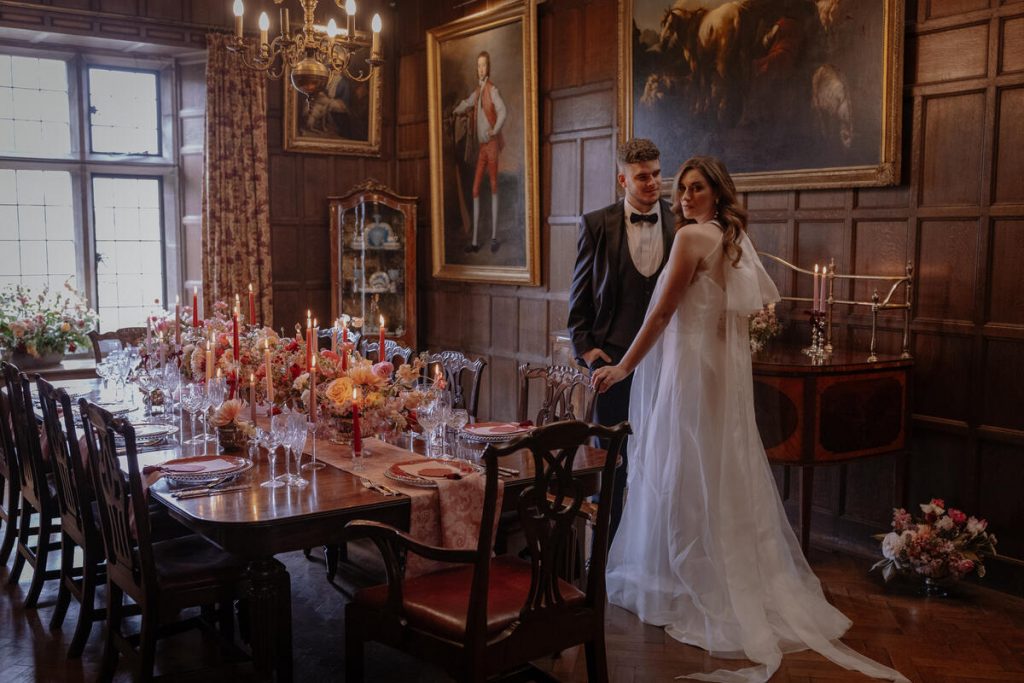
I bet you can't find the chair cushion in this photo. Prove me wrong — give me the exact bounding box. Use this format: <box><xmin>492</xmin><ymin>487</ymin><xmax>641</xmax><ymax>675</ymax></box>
<box><xmin>353</xmin><ymin>555</ymin><xmax>585</xmax><ymax>640</ymax></box>
<box><xmin>152</xmin><ymin>534</ymin><xmax>247</xmax><ymax>591</ymax></box>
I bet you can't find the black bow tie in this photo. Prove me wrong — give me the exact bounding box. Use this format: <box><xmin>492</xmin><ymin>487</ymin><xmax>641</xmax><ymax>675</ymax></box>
<box><xmin>630</xmin><ymin>212</ymin><xmax>658</xmax><ymax>224</ymax></box>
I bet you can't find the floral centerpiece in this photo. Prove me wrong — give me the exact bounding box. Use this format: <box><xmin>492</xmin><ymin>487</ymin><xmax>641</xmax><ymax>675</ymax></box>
<box><xmin>749</xmin><ymin>303</ymin><xmax>782</xmax><ymax>353</ymax></box>
<box><xmin>0</xmin><ymin>281</ymin><xmax>98</xmax><ymax>366</ymax></box>
<box><xmin>872</xmin><ymin>498</ymin><xmax>998</xmax><ymax>589</ymax></box>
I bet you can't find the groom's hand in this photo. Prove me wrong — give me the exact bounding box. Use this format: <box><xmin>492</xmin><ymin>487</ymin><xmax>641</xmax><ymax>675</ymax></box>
<box><xmin>581</xmin><ymin>348</ymin><xmax>612</xmax><ymax>368</ymax></box>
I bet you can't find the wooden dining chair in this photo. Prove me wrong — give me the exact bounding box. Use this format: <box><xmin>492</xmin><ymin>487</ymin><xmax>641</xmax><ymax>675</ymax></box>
<box><xmin>0</xmin><ymin>365</ymin><xmax>23</xmax><ymax>567</ymax></box>
<box><xmin>361</xmin><ymin>339</ymin><xmax>414</xmax><ymax>366</ymax></box>
<box><xmin>344</xmin><ymin>420</ymin><xmax>631</xmax><ymax>683</ymax></box>
<box><xmin>517</xmin><ymin>362</ymin><xmax>597</xmax><ymax>427</ymax></box>
<box><xmin>79</xmin><ymin>400</ymin><xmax>249</xmax><ymax>682</ymax></box>
<box><xmin>88</xmin><ymin>326</ymin><xmax>146</xmax><ymax>362</ymax></box>
<box><xmin>1</xmin><ymin>362</ymin><xmax>63</xmax><ymax>607</ymax></box>
<box><xmin>425</xmin><ymin>350</ymin><xmax>487</xmax><ymax>419</ymax></box>
<box><xmin>36</xmin><ymin>376</ymin><xmax>106</xmax><ymax>657</ymax></box>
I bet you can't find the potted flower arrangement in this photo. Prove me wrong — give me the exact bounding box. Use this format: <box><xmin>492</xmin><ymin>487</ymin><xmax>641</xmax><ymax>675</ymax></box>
<box><xmin>749</xmin><ymin>303</ymin><xmax>782</xmax><ymax>354</ymax></box>
<box><xmin>0</xmin><ymin>281</ymin><xmax>99</xmax><ymax>369</ymax></box>
<box><xmin>872</xmin><ymin>498</ymin><xmax>998</xmax><ymax>594</ymax></box>
<box><xmin>209</xmin><ymin>398</ymin><xmax>250</xmax><ymax>451</ymax></box>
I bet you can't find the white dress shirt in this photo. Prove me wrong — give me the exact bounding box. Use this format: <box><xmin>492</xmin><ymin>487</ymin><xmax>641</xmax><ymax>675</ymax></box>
<box><xmin>623</xmin><ymin>198</ymin><xmax>663</xmax><ymax>277</ymax></box>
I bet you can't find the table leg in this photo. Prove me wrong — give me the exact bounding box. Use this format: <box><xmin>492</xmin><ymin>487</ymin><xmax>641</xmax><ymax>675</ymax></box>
<box><xmin>799</xmin><ymin>466</ymin><xmax>814</xmax><ymax>556</ymax></box>
<box><xmin>246</xmin><ymin>557</ymin><xmax>292</xmax><ymax>682</ymax></box>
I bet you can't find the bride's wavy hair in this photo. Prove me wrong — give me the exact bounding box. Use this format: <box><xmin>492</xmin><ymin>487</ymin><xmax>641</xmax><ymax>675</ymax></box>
<box><xmin>671</xmin><ymin>156</ymin><xmax>747</xmax><ymax>267</ymax></box>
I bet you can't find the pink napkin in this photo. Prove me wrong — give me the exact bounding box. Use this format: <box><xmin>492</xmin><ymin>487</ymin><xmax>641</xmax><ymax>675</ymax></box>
<box><xmin>435</xmin><ymin>472</ymin><xmax>504</xmax><ymax>553</ymax></box>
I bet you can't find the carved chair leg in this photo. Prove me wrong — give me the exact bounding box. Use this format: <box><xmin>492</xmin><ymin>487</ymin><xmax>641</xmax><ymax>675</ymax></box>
<box><xmin>67</xmin><ymin>546</ymin><xmax>100</xmax><ymax>658</ymax></box>
<box><xmin>99</xmin><ymin>581</ymin><xmax>123</xmax><ymax>683</ymax></box>
<box><xmin>50</xmin><ymin>532</ymin><xmax>75</xmax><ymax>629</ymax></box>
<box><xmin>0</xmin><ymin>481</ymin><xmax>17</xmax><ymax>565</ymax></box>
<box><xmin>345</xmin><ymin>619</ymin><xmax>364</xmax><ymax>683</ymax></box>
<box><xmin>7</xmin><ymin>504</ymin><xmax>31</xmax><ymax>585</ymax></box>
<box><xmin>584</xmin><ymin>632</ymin><xmax>609</xmax><ymax>683</ymax></box>
<box><xmin>24</xmin><ymin>508</ymin><xmax>56</xmax><ymax>608</ymax></box>
<box><xmin>136</xmin><ymin>605</ymin><xmax>159</xmax><ymax>683</ymax></box>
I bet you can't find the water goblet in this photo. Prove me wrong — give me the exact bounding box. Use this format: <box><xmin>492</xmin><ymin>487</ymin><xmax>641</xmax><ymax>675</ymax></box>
<box><xmin>181</xmin><ymin>383</ymin><xmax>207</xmax><ymax>446</ymax></box>
<box><xmin>416</xmin><ymin>401</ymin><xmax>442</xmax><ymax>458</ymax></box>
<box><xmin>447</xmin><ymin>408</ymin><xmax>469</xmax><ymax>459</ymax></box>
<box><xmin>261</xmin><ymin>416</ymin><xmax>286</xmax><ymax>489</ymax></box>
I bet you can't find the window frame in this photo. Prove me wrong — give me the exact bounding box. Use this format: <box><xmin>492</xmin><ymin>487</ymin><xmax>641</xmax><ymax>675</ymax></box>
<box><xmin>0</xmin><ymin>43</ymin><xmax>181</xmax><ymax>335</ymax></box>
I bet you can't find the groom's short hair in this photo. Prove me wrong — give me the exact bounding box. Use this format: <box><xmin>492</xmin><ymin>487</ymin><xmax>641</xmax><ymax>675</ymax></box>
<box><xmin>617</xmin><ymin>138</ymin><xmax>660</xmax><ymax>167</ymax></box>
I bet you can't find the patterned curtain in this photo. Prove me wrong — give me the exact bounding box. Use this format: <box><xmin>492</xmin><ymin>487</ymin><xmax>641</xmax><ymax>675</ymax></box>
<box><xmin>202</xmin><ymin>33</ymin><xmax>273</xmax><ymax>326</ymax></box>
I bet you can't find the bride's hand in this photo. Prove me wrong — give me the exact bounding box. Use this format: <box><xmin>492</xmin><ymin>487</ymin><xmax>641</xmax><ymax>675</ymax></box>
<box><xmin>591</xmin><ymin>364</ymin><xmax>627</xmax><ymax>393</ymax></box>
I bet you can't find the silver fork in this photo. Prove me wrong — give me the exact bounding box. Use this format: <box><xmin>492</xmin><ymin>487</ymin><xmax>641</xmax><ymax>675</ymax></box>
<box><xmin>172</xmin><ymin>475</ymin><xmax>233</xmax><ymax>497</ymax></box>
<box><xmin>359</xmin><ymin>477</ymin><xmax>398</xmax><ymax>496</ymax></box>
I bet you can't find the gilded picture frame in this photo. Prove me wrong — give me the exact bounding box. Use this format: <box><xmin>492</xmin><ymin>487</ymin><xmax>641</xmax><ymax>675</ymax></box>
<box><xmin>618</xmin><ymin>0</ymin><xmax>904</xmax><ymax>191</ymax></box>
<box><xmin>427</xmin><ymin>0</ymin><xmax>541</xmax><ymax>285</ymax></box>
<box><xmin>283</xmin><ymin>42</ymin><xmax>382</xmax><ymax>156</ymax></box>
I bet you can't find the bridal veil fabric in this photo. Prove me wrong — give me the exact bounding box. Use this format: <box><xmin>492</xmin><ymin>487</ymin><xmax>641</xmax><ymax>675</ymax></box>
<box><xmin>605</xmin><ymin>231</ymin><xmax>908</xmax><ymax>683</ymax></box>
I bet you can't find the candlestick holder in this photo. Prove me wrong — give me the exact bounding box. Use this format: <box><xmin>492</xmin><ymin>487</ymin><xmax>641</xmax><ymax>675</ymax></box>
<box><xmin>803</xmin><ymin>311</ymin><xmax>829</xmax><ymax>365</ymax></box>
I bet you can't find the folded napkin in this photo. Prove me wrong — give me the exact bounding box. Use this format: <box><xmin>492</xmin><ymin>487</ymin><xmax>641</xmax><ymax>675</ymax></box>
<box><xmin>435</xmin><ymin>472</ymin><xmax>504</xmax><ymax>552</ymax></box>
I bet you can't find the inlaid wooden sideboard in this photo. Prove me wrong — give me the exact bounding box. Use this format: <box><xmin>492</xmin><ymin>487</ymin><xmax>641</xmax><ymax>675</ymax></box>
<box><xmin>752</xmin><ymin>347</ymin><xmax>914</xmax><ymax>554</ymax></box>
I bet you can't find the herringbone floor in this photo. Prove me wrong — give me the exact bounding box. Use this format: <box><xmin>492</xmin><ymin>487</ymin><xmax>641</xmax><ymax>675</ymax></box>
<box><xmin>2</xmin><ymin>545</ymin><xmax>1023</xmax><ymax>682</ymax></box>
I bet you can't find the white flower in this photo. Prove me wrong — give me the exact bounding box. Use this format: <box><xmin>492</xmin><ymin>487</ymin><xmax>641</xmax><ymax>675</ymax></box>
<box><xmin>881</xmin><ymin>531</ymin><xmax>904</xmax><ymax>560</ymax></box>
<box><xmin>966</xmin><ymin>517</ymin><xmax>987</xmax><ymax>535</ymax></box>
<box><xmin>935</xmin><ymin>516</ymin><xmax>954</xmax><ymax>531</ymax></box>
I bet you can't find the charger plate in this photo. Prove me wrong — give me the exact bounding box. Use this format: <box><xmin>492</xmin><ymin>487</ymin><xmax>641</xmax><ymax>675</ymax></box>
<box><xmin>158</xmin><ymin>455</ymin><xmax>252</xmax><ymax>483</ymax></box>
<box><xmin>460</xmin><ymin>421</ymin><xmax>533</xmax><ymax>444</ymax></box>
<box><xmin>384</xmin><ymin>458</ymin><xmax>480</xmax><ymax>488</ymax></box>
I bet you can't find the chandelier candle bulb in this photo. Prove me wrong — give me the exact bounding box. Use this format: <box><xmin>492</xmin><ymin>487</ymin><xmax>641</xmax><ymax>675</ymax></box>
<box><xmin>233</xmin><ymin>0</ymin><xmax>244</xmax><ymax>38</ymax></box>
<box><xmin>371</xmin><ymin>13</ymin><xmax>381</xmax><ymax>60</ymax></box>
<box><xmin>258</xmin><ymin>11</ymin><xmax>269</xmax><ymax>48</ymax></box>
<box><xmin>326</xmin><ymin>17</ymin><xmax>338</xmax><ymax>40</ymax></box>
<box><xmin>345</xmin><ymin>0</ymin><xmax>356</xmax><ymax>39</ymax></box>
<box><xmin>192</xmin><ymin>286</ymin><xmax>199</xmax><ymax>327</ymax></box>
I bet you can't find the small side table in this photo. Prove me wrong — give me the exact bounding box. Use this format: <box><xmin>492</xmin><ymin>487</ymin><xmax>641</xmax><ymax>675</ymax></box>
<box><xmin>752</xmin><ymin>346</ymin><xmax>913</xmax><ymax>554</ymax></box>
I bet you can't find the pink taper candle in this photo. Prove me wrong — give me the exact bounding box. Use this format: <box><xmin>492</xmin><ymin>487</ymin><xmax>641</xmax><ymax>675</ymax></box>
<box><xmin>378</xmin><ymin>315</ymin><xmax>386</xmax><ymax>363</ymax></box>
<box><xmin>812</xmin><ymin>264</ymin><xmax>819</xmax><ymax>312</ymax></box>
<box><xmin>248</xmin><ymin>283</ymin><xmax>256</xmax><ymax>326</ymax></box>
<box><xmin>310</xmin><ymin>355</ymin><xmax>318</xmax><ymax>424</ymax></box>
<box><xmin>351</xmin><ymin>388</ymin><xmax>361</xmax><ymax>455</ymax></box>
<box><xmin>192</xmin><ymin>286</ymin><xmax>199</xmax><ymax>327</ymax></box>
<box><xmin>819</xmin><ymin>265</ymin><xmax>828</xmax><ymax>313</ymax></box>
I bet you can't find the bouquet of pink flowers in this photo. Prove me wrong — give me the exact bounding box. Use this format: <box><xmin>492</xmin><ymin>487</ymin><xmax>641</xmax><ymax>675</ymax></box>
<box><xmin>749</xmin><ymin>303</ymin><xmax>782</xmax><ymax>353</ymax></box>
<box><xmin>872</xmin><ymin>498</ymin><xmax>997</xmax><ymax>583</ymax></box>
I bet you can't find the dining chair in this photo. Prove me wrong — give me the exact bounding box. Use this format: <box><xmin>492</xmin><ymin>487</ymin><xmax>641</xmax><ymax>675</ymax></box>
<box><xmin>425</xmin><ymin>350</ymin><xmax>487</xmax><ymax>420</ymax></box>
<box><xmin>360</xmin><ymin>338</ymin><xmax>414</xmax><ymax>366</ymax></box>
<box><xmin>1</xmin><ymin>362</ymin><xmax>63</xmax><ymax>607</ymax></box>
<box><xmin>79</xmin><ymin>400</ymin><xmax>249</xmax><ymax>682</ymax></box>
<box><xmin>344</xmin><ymin>420</ymin><xmax>631</xmax><ymax>683</ymax></box>
<box><xmin>36</xmin><ymin>376</ymin><xmax>106</xmax><ymax>657</ymax></box>
<box><xmin>517</xmin><ymin>362</ymin><xmax>596</xmax><ymax>427</ymax></box>
<box><xmin>0</xmin><ymin>366</ymin><xmax>23</xmax><ymax>567</ymax></box>
<box><xmin>88</xmin><ymin>326</ymin><xmax>147</xmax><ymax>363</ymax></box>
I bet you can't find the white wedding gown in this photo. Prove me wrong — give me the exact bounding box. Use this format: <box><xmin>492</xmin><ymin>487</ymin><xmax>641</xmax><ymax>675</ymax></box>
<box><xmin>605</xmin><ymin>231</ymin><xmax>908</xmax><ymax>683</ymax></box>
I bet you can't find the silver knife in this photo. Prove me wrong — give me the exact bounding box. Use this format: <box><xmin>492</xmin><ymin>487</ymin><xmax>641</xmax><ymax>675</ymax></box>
<box><xmin>173</xmin><ymin>484</ymin><xmax>249</xmax><ymax>500</ymax></box>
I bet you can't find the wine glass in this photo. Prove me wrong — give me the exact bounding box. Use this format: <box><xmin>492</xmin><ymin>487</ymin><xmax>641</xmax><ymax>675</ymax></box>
<box><xmin>417</xmin><ymin>401</ymin><xmax>442</xmax><ymax>458</ymax></box>
<box><xmin>285</xmin><ymin>412</ymin><xmax>309</xmax><ymax>487</ymax></box>
<box><xmin>261</xmin><ymin>413</ymin><xmax>286</xmax><ymax>489</ymax></box>
<box><xmin>303</xmin><ymin>417</ymin><xmax>325</xmax><ymax>471</ymax></box>
<box><xmin>447</xmin><ymin>408</ymin><xmax>469</xmax><ymax>460</ymax></box>
<box><xmin>181</xmin><ymin>383</ymin><xmax>206</xmax><ymax>446</ymax></box>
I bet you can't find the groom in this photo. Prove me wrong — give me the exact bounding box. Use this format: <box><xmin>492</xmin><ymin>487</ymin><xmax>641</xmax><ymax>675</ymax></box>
<box><xmin>568</xmin><ymin>138</ymin><xmax>675</xmax><ymax>540</ymax></box>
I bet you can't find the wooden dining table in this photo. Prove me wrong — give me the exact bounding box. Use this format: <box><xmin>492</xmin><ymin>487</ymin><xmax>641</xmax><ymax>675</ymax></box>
<box><xmin>50</xmin><ymin>378</ymin><xmax>610</xmax><ymax>682</ymax></box>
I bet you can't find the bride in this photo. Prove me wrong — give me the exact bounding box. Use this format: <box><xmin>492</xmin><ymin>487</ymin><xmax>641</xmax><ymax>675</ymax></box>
<box><xmin>591</xmin><ymin>156</ymin><xmax>908</xmax><ymax>683</ymax></box>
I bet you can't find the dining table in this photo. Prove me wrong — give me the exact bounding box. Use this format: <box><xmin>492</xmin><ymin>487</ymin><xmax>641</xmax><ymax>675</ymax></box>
<box><xmin>48</xmin><ymin>377</ymin><xmax>611</xmax><ymax>682</ymax></box>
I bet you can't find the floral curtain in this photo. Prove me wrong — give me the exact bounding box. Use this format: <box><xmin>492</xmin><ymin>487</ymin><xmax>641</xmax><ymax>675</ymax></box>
<box><xmin>202</xmin><ymin>33</ymin><xmax>273</xmax><ymax>327</ymax></box>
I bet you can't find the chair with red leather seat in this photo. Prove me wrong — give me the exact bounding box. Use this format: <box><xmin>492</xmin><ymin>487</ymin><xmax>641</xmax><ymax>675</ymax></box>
<box><xmin>344</xmin><ymin>419</ymin><xmax>630</xmax><ymax>683</ymax></box>
<box><xmin>36</xmin><ymin>376</ymin><xmax>106</xmax><ymax>657</ymax></box>
<box><xmin>2</xmin><ymin>361</ymin><xmax>63</xmax><ymax>607</ymax></box>
<box><xmin>79</xmin><ymin>400</ymin><xmax>249</xmax><ymax>682</ymax></box>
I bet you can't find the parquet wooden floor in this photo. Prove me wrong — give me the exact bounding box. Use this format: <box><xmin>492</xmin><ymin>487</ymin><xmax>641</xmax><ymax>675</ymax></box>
<box><xmin>2</xmin><ymin>545</ymin><xmax>1024</xmax><ymax>682</ymax></box>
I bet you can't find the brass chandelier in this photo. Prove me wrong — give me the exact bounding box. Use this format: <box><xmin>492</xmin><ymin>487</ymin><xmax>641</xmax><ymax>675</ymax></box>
<box><xmin>228</xmin><ymin>0</ymin><xmax>383</xmax><ymax>98</ymax></box>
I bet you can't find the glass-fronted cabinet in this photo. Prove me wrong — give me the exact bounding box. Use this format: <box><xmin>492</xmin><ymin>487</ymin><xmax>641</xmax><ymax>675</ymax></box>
<box><xmin>329</xmin><ymin>180</ymin><xmax>417</xmax><ymax>348</ymax></box>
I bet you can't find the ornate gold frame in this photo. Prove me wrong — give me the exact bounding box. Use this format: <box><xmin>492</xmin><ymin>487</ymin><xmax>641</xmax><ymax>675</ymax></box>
<box><xmin>282</xmin><ymin>50</ymin><xmax>382</xmax><ymax>156</ymax></box>
<box><xmin>617</xmin><ymin>0</ymin><xmax>904</xmax><ymax>191</ymax></box>
<box><xmin>426</xmin><ymin>0</ymin><xmax>541</xmax><ymax>285</ymax></box>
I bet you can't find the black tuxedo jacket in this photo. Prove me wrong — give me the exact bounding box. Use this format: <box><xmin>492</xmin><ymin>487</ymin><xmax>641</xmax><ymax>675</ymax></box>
<box><xmin>568</xmin><ymin>197</ymin><xmax>676</xmax><ymax>364</ymax></box>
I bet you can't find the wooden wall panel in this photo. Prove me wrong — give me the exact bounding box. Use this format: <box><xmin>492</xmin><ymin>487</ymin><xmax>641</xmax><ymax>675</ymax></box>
<box><xmin>981</xmin><ymin>339</ymin><xmax>1024</xmax><ymax>431</ymax></box>
<box><xmin>925</xmin><ymin>0</ymin><xmax>991</xmax><ymax>20</ymax></box>
<box><xmin>994</xmin><ymin>87</ymin><xmax>1024</xmax><ymax>204</ymax></box>
<box><xmin>1001</xmin><ymin>16</ymin><xmax>1024</xmax><ymax>73</ymax></box>
<box><xmin>914</xmin><ymin>24</ymin><xmax>989</xmax><ymax>84</ymax></box>
<box><xmin>912</xmin><ymin>332</ymin><xmax>974</xmax><ymax>420</ymax></box>
<box><xmin>921</xmin><ymin>93</ymin><xmax>986</xmax><ymax>206</ymax></box>
<box><xmin>916</xmin><ymin>220</ymin><xmax>978</xmax><ymax>321</ymax></box>
<box><xmin>978</xmin><ymin>441</ymin><xmax>1024</xmax><ymax>558</ymax></box>
<box><xmin>990</xmin><ymin>220</ymin><xmax>1024</xmax><ymax>324</ymax></box>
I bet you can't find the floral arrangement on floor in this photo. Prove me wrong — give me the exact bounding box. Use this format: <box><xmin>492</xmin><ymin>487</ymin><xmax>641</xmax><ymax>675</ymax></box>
<box><xmin>872</xmin><ymin>498</ymin><xmax>998</xmax><ymax>584</ymax></box>
<box><xmin>0</xmin><ymin>281</ymin><xmax>99</xmax><ymax>359</ymax></box>
<box><xmin>749</xmin><ymin>303</ymin><xmax>782</xmax><ymax>353</ymax></box>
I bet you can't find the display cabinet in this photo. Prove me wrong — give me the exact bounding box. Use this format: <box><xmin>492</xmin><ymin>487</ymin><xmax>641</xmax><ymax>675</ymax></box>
<box><xmin>329</xmin><ymin>180</ymin><xmax>417</xmax><ymax>348</ymax></box>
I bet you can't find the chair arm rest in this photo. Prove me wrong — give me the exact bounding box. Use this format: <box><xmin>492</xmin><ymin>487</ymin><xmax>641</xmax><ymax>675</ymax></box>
<box><xmin>344</xmin><ymin>520</ymin><xmax>477</xmax><ymax>565</ymax></box>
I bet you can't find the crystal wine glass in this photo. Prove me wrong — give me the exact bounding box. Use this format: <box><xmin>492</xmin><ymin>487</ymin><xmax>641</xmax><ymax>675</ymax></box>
<box><xmin>261</xmin><ymin>413</ymin><xmax>286</xmax><ymax>488</ymax></box>
<box><xmin>447</xmin><ymin>408</ymin><xmax>469</xmax><ymax>460</ymax></box>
